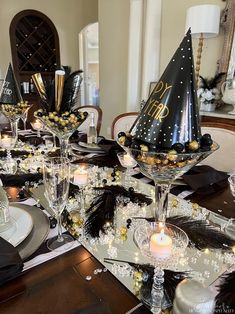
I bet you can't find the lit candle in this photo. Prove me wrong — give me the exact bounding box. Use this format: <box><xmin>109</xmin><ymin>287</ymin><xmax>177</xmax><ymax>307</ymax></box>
<box><xmin>1</xmin><ymin>135</ymin><xmax>12</xmax><ymax>149</ymax></box>
<box><xmin>33</xmin><ymin>119</ymin><xmax>42</xmax><ymax>130</ymax></box>
<box><xmin>123</xmin><ymin>153</ymin><xmax>135</xmax><ymax>167</ymax></box>
<box><xmin>149</xmin><ymin>229</ymin><xmax>172</xmax><ymax>259</ymax></box>
<box><xmin>73</xmin><ymin>167</ymin><xmax>88</xmax><ymax>186</ymax></box>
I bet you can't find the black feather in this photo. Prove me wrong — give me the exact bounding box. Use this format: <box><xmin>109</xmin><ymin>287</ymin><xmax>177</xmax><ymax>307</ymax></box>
<box><xmin>94</xmin><ymin>185</ymin><xmax>152</xmax><ymax>206</ymax></box>
<box><xmin>85</xmin><ymin>190</ymin><xmax>116</xmax><ymax>238</ymax></box>
<box><xmin>84</xmin><ymin>185</ymin><xmax>152</xmax><ymax>237</ymax></box>
<box><xmin>199</xmin><ymin>72</ymin><xmax>225</xmax><ymax>90</ymax></box>
<box><xmin>167</xmin><ymin>215</ymin><xmax>235</xmax><ymax>251</ymax></box>
<box><xmin>104</xmin><ymin>258</ymin><xmax>189</xmax><ymax>303</ymax></box>
<box><xmin>45</xmin><ymin>79</ymin><xmax>55</xmax><ymax>112</ymax></box>
<box><xmin>133</xmin><ymin>215</ymin><xmax>235</xmax><ymax>251</ymax></box>
<box><xmin>60</xmin><ymin>70</ymin><xmax>83</xmax><ymax>112</ymax></box>
<box><xmin>215</xmin><ymin>271</ymin><xmax>235</xmax><ymax>310</ymax></box>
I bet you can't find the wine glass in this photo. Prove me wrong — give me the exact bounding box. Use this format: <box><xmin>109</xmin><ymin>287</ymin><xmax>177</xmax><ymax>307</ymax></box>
<box><xmin>21</xmin><ymin>106</ymin><xmax>30</xmax><ymax>130</ymax></box>
<box><xmin>43</xmin><ymin>157</ymin><xmax>74</xmax><ymax>251</ymax></box>
<box><xmin>127</xmin><ymin>143</ymin><xmax>219</xmax><ymax>225</ymax></box>
<box><xmin>134</xmin><ymin>221</ymin><xmax>189</xmax><ymax>312</ymax></box>
<box><xmin>117</xmin><ymin>151</ymin><xmax>137</xmax><ymax>187</ymax></box>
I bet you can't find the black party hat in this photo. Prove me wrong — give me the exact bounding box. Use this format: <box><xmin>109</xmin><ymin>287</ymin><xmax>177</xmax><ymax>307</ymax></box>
<box><xmin>134</xmin><ymin>29</ymin><xmax>201</xmax><ymax>149</ymax></box>
<box><xmin>0</xmin><ymin>63</ymin><xmax>22</xmax><ymax>105</ymax></box>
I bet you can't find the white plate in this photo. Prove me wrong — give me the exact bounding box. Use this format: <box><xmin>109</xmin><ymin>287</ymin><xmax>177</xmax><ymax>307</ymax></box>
<box><xmin>72</xmin><ymin>143</ymin><xmax>106</xmax><ymax>154</ymax></box>
<box><xmin>0</xmin><ymin>206</ymin><xmax>33</xmax><ymax>247</ymax></box>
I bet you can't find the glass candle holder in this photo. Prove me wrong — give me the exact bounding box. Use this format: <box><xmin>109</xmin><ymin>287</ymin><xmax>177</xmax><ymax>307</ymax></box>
<box><xmin>117</xmin><ymin>151</ymin><xmax>137</xmax><ymax>188</ymax></box>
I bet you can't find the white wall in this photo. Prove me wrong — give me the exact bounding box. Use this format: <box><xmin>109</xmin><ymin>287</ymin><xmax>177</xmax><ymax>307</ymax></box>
<box><xmin>98</xmin><ymin>0</ymin><xmax>130</xmax><ymax>137</ymax></box>
<box><xmin>0</xmin><ymin>0</ymin><xmax>98</xmax><ymax>76</ymax></box>
<box><xmin>160</xmin><ymin>0</ymin><xmax>225</xmax><ymax>78</ymax></box>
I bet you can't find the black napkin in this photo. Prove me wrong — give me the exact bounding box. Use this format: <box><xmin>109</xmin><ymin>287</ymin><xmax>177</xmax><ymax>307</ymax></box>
<box><xmin>0</xmin><ymin>236</ymin><xmax>23</xmax><ymax>285</ymax></box>
<box><xmin>97</xmin><ymin>137</ymin><xmax>123</xmax><ymax>156</ymax></box>
<box><xmin>0</xmin><ymin>173</ymin><xmax>42</xmax><ymax>187</ymax></box>
<box><xmin>0</xmin><ymin>150</ymin><xmax>29</xmax><ymax>158</ymax></box>
<box><xmin>182</xmin><ymin>165</ymin><xmax>229</xmax><ymax>195</ymax></box>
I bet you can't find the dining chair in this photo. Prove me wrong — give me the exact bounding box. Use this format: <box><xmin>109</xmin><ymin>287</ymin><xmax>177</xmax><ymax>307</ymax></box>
<box><xmin>77</xmin><ymin>105</ymin><xmax>103</xmax><ymax>135</ymax></box>
<box><xmin>111</xmin><ymin>112</ymin><xmax>139</xmax><ymax>139</ymax></box>
<box><xmin>201</xmin><ymin>121</ymin><xmax>235</xmax><ymax>172</ymax></box>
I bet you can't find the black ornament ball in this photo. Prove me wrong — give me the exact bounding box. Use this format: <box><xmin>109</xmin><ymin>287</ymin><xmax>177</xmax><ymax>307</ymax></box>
<box><xmin>36</xmin><ymin>111</ymin><xmax>43</xmax><ymax>117</ymax></box>
<box><xmin>118</xmin><ymin>132</ymin><xmax>126</xmax><ymax>138</ymax></box>
<box><xmin>130</xmin><ymin>140</ymin><xmax>140</xmax><ymax>150</ymax></box>
<box><xmin>171</xmin><ymin>143</ymin><xmax>184</xmax><ymax>153</ymax></box>
<box><xmin>200</xmin><ymin>134</ymin><xmax>213</xmax><ymax>147</ymax></box>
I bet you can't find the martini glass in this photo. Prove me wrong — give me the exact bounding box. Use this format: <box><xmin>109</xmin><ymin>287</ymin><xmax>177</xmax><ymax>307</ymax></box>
<box><xmin>134</xmin><ymin>221</ymin><xmax>189</xmax><ymax>313</ymax></box>
<box><xmin>0</xmin><ymin>102</ymin><xmax>32</xmax><ymax>144</ymax></box>
<box><xmin>35</xmin><ymin>111</ymin><xmax>88</xmax><ymax>158</ymax></box>
<box><xmin>127</xmin><ymin>143</ymin><xmax>219</xmax><ymax>225</ymax></box>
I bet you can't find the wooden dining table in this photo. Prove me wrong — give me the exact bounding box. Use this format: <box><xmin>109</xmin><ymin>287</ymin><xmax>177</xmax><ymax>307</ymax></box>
<box><xmin>0</xmin><ymin>244</ymin><xmax>151</xmax><ymax>314</ymax></box>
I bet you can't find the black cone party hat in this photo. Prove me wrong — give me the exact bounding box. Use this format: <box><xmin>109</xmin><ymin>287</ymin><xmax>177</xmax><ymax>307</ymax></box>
<box><xmin>0</xmin><ymin>63</ymin><xmax>22</xmax><ymax>105</ymax></box>
<box><xmin>134</xmin><ymin>29</ymin><xmax>201</xmax><ymax>149</ymax></box>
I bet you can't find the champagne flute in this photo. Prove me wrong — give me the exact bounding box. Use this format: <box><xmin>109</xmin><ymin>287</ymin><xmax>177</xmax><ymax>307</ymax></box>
<box><xmin>21</xmin><ymin>107</ymin><xmax>30</xmax><ymax>130</ymax></box>
<box><xmin>43</xmin><ymin>157</ymin><xmax>73</xmax><ymax>251</ymax></box>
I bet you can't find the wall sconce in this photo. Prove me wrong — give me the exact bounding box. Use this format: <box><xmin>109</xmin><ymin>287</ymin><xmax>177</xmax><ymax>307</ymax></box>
<box><xmin>185</xmin><ymin>4</ymin><xmax>221</xmax><ymax>86</ymax></box>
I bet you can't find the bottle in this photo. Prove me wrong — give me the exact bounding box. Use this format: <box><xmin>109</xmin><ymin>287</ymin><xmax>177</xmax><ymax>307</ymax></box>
<box><xmin>0</xmin><ymin>181</ymin><xmax>11</xmax><ymax>232</ymax></box>
<box><xmin>87</xmin><ymin>112</ymin><xmax>97</xmax><ymax>144</ymax></box>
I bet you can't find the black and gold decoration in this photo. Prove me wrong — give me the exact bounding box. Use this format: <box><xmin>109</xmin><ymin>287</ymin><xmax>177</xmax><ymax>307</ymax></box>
<box><xmin>33</xmin><ymin>67</ymin><xmax>87</xmax><ymax>136</ymax></box>
<box><xmin>133</xmin><ymin>29</ymin><xmax>201</xmax><ymax>150</ymax></box>
<box><xmin>0</xmin><ymin>63</ymin><xmax>22</xmax><ymax>105</ymax></box>
<box><xmin>118</xmin><ymin>30</ymin><xmax>215</xmax><ymax>155</ymax></box>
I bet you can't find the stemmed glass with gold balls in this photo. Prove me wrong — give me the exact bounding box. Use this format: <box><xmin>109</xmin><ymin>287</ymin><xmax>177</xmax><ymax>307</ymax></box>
<box><xmin>127</xmin><ymin>142</ymin><xmax>219</xmax><ymax>225</ymax></box>
<box><xmin>43</xmin><ymin>157</ymin><xmax>74</xmax><ymax>251</ymax></box>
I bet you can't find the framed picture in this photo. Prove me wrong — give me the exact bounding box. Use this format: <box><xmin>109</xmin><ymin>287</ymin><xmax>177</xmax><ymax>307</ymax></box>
<box><xmin>148</xmin><ymin>81</ymin><xmax>157</xmax><ymax>96</ymax></box>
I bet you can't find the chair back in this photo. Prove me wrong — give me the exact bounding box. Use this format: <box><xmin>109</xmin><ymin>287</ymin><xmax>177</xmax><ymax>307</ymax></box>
<box><xmin>77</xmin><ymin>106</ymin><xmax>102</xmax><ymax>135</ymax></box>
<box><xmin>201</xmin><ymin>122</ymin><xmax>235</xmax><ymax>172</ymax></box>
<box><xmin>111</xmin><ymin>112</ymin><xmax>139</xmax><ymax>139</ymax></box>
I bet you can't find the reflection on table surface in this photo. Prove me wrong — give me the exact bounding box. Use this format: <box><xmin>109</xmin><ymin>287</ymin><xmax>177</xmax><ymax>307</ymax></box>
<box><xmin>30</xmin><ymin>176</ymin><xmax>235</xmax><ymax>309</ymax></box>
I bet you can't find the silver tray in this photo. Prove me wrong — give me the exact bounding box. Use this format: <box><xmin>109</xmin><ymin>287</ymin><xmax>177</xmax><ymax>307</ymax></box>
<box><xmin>13</xmin><ymin>204</ymin><xmax>50</xmax><ymax>261</ymax></box>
